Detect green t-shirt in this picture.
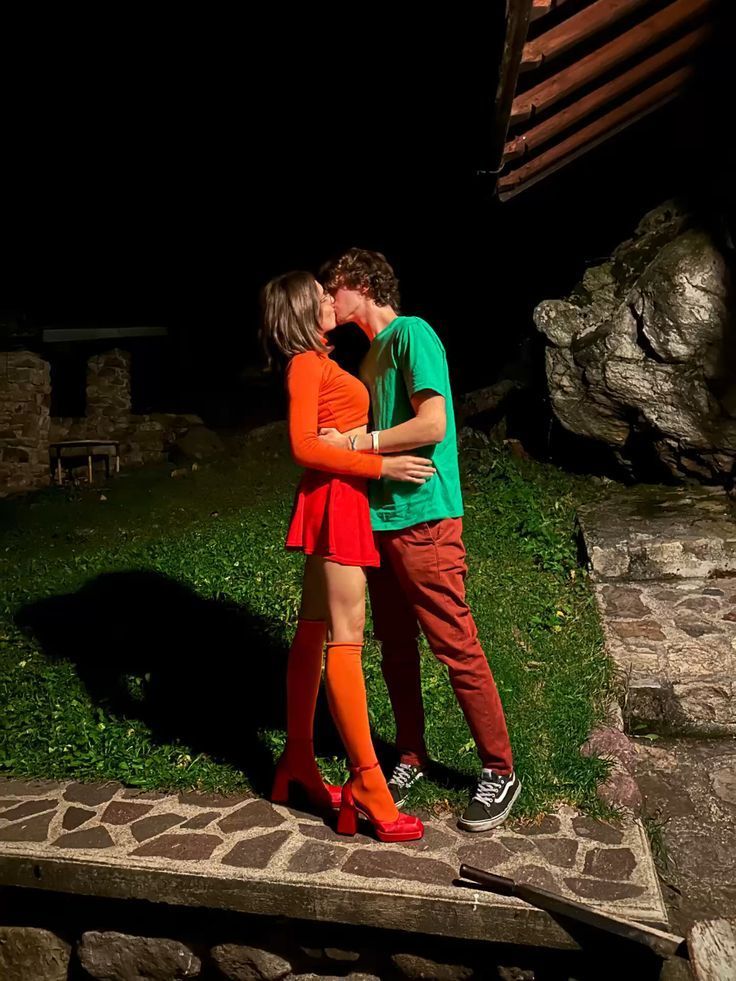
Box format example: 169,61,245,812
360,315,463,531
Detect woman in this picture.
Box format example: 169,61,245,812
261,271,433,842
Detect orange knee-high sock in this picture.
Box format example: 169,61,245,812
325,642,398,823
283,618,326,777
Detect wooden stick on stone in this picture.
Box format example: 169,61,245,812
459,864,688,961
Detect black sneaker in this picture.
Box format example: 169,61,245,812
387,762,425,807
458,769,521,832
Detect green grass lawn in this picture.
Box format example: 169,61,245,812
0,428,614,818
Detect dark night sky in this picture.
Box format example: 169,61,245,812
3,12,732,423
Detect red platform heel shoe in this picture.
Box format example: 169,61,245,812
271,748,341,811
336,763,424,842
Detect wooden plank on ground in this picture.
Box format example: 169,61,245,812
460,864,687,961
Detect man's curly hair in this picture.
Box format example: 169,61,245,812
320,248,401,311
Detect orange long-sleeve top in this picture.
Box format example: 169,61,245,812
286,351,383,480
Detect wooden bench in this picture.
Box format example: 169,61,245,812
50,440,121,486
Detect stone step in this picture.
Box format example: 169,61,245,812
0,777,668,952
595,578,736,735
578,486,736,582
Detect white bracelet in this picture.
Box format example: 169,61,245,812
371,430,380,454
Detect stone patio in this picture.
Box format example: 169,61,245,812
0,777,667,952
578,485,736,734
634,735,736,935
599,577,736,733
9,482,719,967
577,485,736,582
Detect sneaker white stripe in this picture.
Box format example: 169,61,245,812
492,774,516,805
458,778,522,832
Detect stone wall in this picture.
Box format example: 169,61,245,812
1,347,203,497
0,887,639,981
0,352,51,497
50,348,170,470
48,412,202,471
86,349,132,418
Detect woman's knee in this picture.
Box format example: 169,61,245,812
327,612,365,644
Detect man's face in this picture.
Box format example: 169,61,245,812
316,282,337,335
330,285,366,325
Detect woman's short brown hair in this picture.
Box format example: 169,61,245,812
260,271,328,365
321,248,400,311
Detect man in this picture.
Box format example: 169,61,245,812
319,248,520,831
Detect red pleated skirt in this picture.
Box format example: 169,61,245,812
285,470,380,567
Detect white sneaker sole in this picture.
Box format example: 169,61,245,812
457,777,522,832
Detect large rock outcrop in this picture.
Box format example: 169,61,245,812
534,202,736,481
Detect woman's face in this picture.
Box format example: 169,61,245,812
316,281,336,334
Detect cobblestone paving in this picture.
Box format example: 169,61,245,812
634,736,736,936
598,576,736,733
0,777,666,929
578,485,736,582
579,485,736,733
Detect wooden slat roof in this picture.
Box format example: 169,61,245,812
493,0,715,200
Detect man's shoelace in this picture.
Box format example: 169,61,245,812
473,775,506,805
391,762,422,788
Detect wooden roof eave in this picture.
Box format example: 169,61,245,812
522,0,653,72
498,65,693,199
503,23,710,163
510,0,713,125
489,0,535,175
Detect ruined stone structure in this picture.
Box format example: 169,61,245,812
0,352,52,496
0,348,201,497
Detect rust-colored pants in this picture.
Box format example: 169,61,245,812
368,518,513,774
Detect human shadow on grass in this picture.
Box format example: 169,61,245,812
16,569,468,804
